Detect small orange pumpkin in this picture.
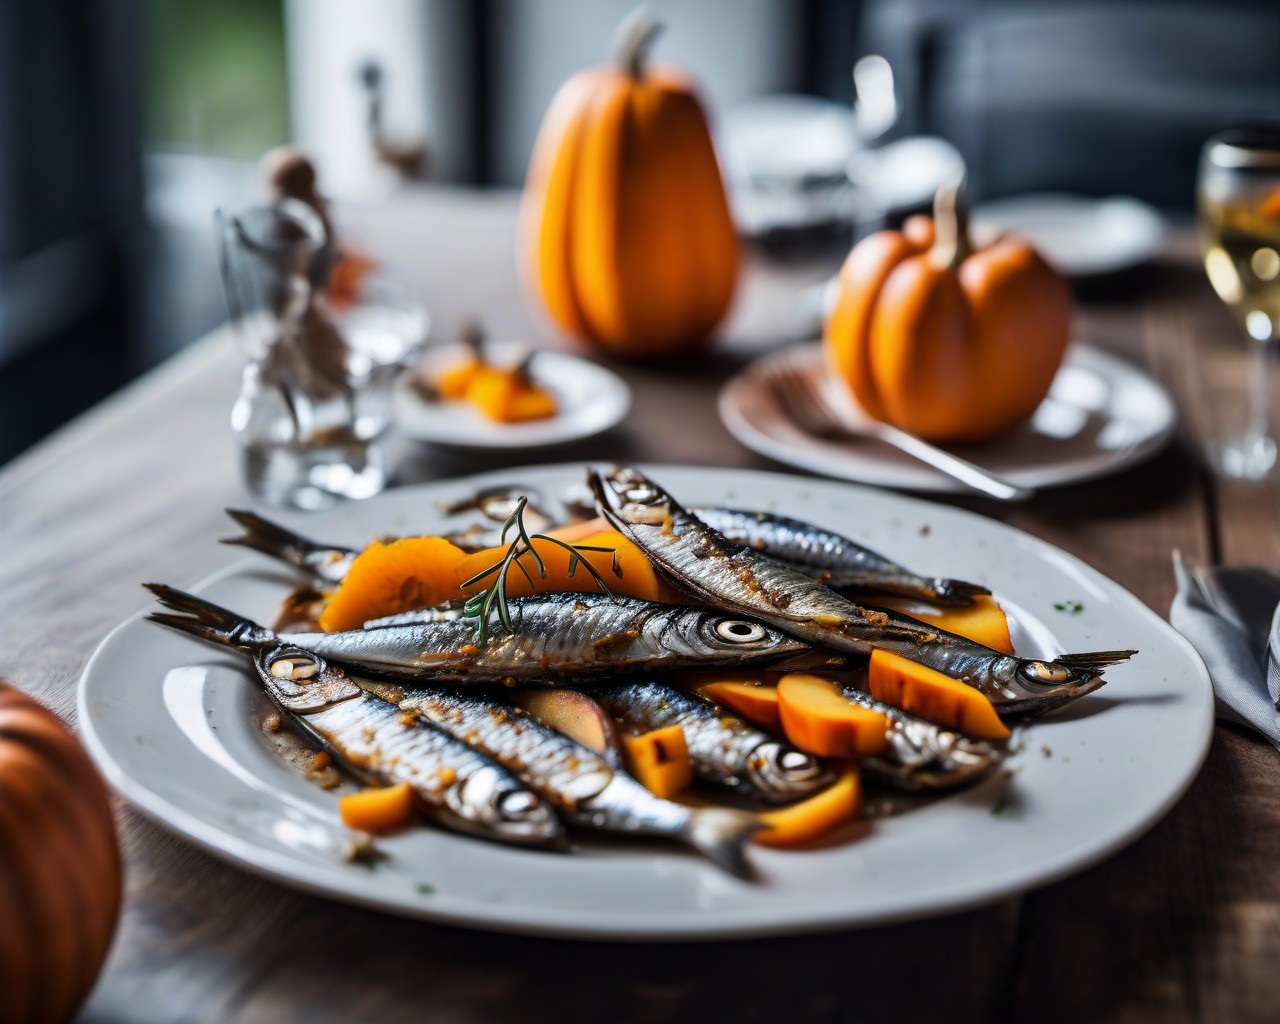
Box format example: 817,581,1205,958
825,180,1072,443
0,681,122,1023
520,9,738,359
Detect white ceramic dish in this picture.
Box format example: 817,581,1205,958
394,340,630,449
971,193,1168,278
719,342,1176,494
79,464,1211,940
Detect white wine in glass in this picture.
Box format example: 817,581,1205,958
1198,125,1280,479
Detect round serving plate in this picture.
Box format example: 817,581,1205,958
79,464,1211,940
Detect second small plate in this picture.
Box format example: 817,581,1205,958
396,341,631,450
719,342,1176,493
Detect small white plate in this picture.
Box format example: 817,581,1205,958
79,464,1211,940
719,342,1176,493
395,341,630,450
971,193,1168,278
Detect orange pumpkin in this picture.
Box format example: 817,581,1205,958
519,9,738,359
825,180,1073,443
0,681,121,1023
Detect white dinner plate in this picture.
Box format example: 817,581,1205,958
719,342,1176,494
79,464,1211,940
394,340,630,449
971,193,1168,278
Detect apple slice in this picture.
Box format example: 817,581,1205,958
511,689,625,768
867,649,1010,740
621,725,694,798
754,767,861,848
776,673,891,758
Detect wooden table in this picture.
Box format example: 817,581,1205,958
4,188,1278,1023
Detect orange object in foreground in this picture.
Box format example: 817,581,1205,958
519,9,738,358
340,783,415,832
776,673,892,758
0,681,121,1024
874,594,1014,655
621,724,694,799
824,179,1072,442
319,529,665,631
868,650,1011,740
754,767,861,848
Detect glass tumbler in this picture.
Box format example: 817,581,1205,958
215,199,428,509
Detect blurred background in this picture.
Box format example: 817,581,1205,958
1,0,1277,464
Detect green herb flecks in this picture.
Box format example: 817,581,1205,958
1053,600,1084,614
416,883,437,896
460,496,621,645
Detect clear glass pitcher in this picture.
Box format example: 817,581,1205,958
214,199,426,509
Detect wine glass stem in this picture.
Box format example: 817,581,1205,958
1246,330,1274,444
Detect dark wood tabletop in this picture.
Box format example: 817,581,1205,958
4,187,1278,1024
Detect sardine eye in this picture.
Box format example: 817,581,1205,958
268,651,320,681
1020,660,1074,685
714,619,769,644
497,790,539,817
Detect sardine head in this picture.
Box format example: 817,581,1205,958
257,648,361,712
448,763,564,845
589,467,674,527
748,742,834,798
668,609,811,662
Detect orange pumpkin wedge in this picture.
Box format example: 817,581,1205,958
697,680,781,731
621,724,694,799
868,650,1010,740
319,529,666,631
465,365,558,424
754,767,861,848
875,594,1014,654
776,673,891,758
340,783,415,832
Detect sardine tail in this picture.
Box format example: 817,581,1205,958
931,577,993,604
681,808,764,881
1055,649,1138,672
143,583,271,651
220,509,331,568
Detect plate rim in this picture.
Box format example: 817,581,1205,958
719,342,1177,493
78,462,1214,941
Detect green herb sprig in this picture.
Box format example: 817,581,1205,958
459,497,621,644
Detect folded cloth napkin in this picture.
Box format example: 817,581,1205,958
1170,553,1280,748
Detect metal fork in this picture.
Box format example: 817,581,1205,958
769,364,1033,502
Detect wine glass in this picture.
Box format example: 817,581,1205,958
1197,125,1280,480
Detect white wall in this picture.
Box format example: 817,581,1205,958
491,0,802,185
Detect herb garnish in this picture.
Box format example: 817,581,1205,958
459,496,621,644
1053,600,1084,614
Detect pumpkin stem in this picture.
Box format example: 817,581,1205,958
931,176,973,269
612,6,664,77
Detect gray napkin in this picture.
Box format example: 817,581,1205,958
1170,553,1280,748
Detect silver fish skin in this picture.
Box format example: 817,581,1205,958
833,685,1002,791
690,508,989,607
588,467,1136,717
145,585,822,685
360,681,762,879
147,610,565,847
585,680,834,805
224,505,983,610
